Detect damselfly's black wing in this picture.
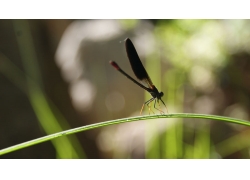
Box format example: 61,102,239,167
125,38,154,89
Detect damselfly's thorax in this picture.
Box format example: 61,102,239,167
148,85,164,99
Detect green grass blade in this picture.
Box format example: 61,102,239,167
0,113,249,156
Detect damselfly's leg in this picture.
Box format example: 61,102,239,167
140,97,155,115
160,99,168,113
153,99,165,114
146,98,155,115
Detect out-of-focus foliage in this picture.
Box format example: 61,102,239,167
144,19,250,158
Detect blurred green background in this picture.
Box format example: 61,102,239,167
0,19,250,159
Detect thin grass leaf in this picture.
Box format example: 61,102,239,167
0,113,249,156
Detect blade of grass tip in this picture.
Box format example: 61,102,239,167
12,19,85,158
0,113,249,156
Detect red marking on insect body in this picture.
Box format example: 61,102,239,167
109,61,120,70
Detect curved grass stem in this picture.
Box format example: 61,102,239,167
0,113,249,156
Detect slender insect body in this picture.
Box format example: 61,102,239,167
109,38,168,114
